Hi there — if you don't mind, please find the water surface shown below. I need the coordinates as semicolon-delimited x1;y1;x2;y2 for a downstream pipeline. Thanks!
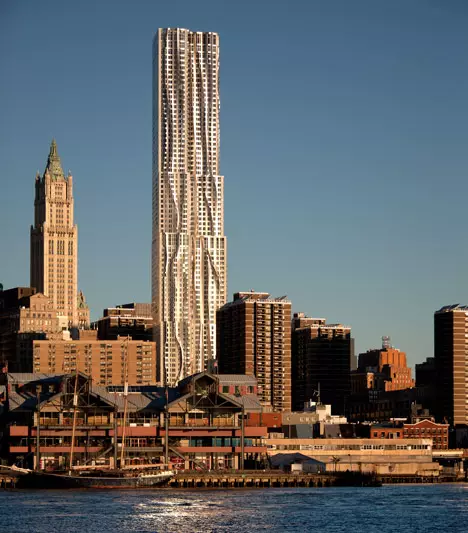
1;484;467;532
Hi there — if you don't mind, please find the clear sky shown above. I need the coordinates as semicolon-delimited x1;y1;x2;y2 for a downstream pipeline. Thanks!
1;0;468;368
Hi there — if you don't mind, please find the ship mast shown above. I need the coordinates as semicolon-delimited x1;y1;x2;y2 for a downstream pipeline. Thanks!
68;368;80;475
36;387;41;471
120;338;129;467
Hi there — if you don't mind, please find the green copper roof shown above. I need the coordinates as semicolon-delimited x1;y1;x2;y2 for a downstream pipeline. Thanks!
45;138;65;180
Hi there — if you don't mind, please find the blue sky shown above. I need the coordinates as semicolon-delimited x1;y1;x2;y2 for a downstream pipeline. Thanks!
1;0;468;368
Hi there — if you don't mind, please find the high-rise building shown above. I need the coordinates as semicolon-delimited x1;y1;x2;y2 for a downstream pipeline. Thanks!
152;28;227;385
351;339;415;395
434;305;468;426
292;313;352;414
30;140;89;328
217;292;292;412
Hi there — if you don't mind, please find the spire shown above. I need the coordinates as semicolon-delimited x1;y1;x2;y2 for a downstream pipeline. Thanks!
45;138;64;180
50;138;58;157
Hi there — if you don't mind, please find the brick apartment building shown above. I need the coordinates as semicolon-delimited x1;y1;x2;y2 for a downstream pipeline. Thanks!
217;292;291;412
291;313;352;415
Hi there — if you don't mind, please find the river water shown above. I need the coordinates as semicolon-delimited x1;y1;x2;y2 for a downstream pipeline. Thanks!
0;484;467;532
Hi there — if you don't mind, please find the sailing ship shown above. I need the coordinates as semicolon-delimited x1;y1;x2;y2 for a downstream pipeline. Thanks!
14;357;173;489
13;464;174;489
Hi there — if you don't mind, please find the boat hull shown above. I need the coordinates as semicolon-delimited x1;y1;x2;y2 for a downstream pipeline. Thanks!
15;471;173;489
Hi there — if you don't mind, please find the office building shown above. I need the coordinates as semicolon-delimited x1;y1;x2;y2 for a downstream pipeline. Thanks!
351;338;414;394
292;313;352;415
0;287;65;370
30;140;89;328
434;305;468;426
152;28;227;385
94;303;153;341
217;292;292;412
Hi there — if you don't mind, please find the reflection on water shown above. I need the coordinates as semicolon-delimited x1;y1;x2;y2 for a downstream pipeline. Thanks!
0;485;467;533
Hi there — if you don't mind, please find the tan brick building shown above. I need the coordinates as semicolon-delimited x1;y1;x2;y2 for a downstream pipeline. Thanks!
216;292;291;411
32;337;157;386
434;305;468;426
0;287;65;370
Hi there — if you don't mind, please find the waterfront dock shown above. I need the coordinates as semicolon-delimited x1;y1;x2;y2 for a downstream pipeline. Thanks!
2;469;460;489
0;474;17;488
168;471;382;488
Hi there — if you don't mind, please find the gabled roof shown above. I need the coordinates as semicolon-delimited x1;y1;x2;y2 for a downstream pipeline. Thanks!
167;390;243;410
222;393;262;412
405;419;448;427
8;390;56;411
217;374;257;386
7;372;64;385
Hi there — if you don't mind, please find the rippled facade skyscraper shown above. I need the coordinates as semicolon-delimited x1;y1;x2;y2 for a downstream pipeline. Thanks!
152;28;227;385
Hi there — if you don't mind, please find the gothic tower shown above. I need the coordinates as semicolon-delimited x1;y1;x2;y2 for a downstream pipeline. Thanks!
30;139;88;327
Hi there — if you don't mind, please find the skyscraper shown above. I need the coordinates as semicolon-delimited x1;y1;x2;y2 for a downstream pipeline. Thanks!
434;305;468;426
152;28;227;385
217;292;292;412
291;313;352;414
30;140;89;328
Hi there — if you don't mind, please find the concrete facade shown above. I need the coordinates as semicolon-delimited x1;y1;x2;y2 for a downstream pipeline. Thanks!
264;437;439;476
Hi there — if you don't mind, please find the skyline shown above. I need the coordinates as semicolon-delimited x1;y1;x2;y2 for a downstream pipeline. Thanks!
2;0;468;368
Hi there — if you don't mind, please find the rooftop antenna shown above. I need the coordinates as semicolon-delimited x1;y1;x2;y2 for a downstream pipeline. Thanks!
382;336;391;350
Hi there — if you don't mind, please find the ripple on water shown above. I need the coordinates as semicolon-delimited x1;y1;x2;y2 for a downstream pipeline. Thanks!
0;485;467;533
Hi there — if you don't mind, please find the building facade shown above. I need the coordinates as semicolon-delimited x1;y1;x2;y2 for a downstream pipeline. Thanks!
1;372;267;471
264;437;438;477
403;419;449;450
0;287;65;370
434;305;468;426
217;292;292;412
351;340;414;394
152;28;227;385
31;338;157;386
292;313;352;415
30;140;89;328
94;303;153;341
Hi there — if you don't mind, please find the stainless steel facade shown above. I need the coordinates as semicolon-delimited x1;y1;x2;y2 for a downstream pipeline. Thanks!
152;28;227;385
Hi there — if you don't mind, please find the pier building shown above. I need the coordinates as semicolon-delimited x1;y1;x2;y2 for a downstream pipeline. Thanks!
0;371;267;471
